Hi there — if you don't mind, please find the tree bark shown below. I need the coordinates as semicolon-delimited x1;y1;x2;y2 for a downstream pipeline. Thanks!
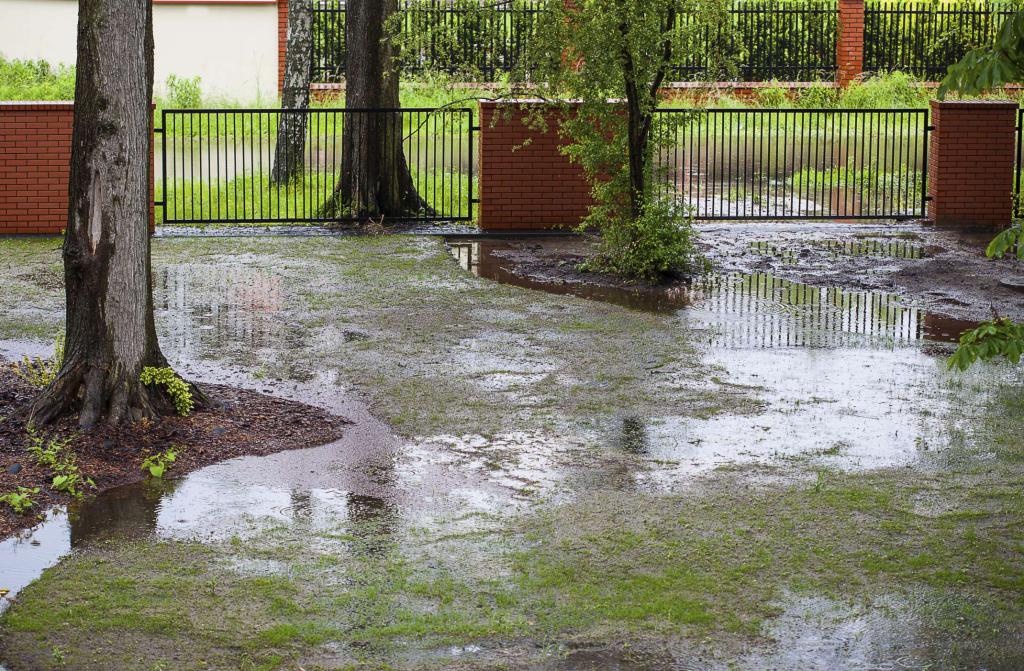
272;0;313;184
29;0;174;428
319;0;430;222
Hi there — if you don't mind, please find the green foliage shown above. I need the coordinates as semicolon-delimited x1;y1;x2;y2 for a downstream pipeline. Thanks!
0;487;40;515
11;335;64;389
520;0;728;279
140;367;195;416
949;318;1024;370
838;71;930;108
581;198;705;280
940;10;1024;98
797;83;840;109
756;84;790;108
986;220;1024;260
0;56;75;100
164;74;202;109
25;427;94;499
141;448;178;479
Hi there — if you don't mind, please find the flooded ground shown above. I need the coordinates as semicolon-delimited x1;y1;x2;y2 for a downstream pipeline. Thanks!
0;230;1022;670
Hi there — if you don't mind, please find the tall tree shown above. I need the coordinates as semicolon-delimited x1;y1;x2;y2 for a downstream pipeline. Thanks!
30;0;183;427
318;0;429;221
272;0;314;184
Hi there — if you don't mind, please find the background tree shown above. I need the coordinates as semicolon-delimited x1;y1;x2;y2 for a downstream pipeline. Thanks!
940;10;1024;370
29;0;186;427
521;0;731;280
272;0;313;184
318;0;429;222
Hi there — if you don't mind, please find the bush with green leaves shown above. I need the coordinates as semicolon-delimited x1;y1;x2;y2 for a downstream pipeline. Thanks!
0;56;75;100
164;74;202;109
141;448;178;479
140;367;195;417
838;71;930;109
11;335;64;389
0;487;40;515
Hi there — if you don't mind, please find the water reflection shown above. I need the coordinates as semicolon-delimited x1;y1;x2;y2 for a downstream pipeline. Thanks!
748;238;929;263
448;239;976;347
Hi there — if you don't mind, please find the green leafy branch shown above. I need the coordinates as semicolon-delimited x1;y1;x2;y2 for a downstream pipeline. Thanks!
140;367;194;417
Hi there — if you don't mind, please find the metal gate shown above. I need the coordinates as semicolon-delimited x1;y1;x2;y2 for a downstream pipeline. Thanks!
155;107;476;226
654;108;930;220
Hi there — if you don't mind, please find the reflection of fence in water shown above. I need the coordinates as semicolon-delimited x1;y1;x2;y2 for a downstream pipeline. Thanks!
691;272;928;348
653;109;929;220
155;265;287;357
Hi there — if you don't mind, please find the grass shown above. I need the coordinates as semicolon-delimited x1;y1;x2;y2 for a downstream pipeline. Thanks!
155;170;476;225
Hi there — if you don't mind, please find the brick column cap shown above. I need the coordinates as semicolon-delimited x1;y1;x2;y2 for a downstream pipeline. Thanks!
929;99;1019;111
0;101;75;110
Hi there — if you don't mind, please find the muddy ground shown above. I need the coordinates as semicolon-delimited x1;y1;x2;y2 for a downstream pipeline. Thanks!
0;361;349;538
462;222;1024;324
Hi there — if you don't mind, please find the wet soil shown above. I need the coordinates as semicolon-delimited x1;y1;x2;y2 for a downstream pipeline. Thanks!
450;223;1024;324
0;359;350;539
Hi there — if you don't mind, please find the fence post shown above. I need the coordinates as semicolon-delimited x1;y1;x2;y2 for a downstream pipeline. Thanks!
836;0;865;88
277;0;288;96
927;100;1019;231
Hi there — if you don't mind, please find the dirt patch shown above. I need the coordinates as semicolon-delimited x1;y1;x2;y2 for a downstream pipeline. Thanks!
0;358;350;540
450;226;1024;323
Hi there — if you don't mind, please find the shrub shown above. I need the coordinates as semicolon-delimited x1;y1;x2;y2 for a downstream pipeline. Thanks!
0;56;75;100
756;84;790;108
164;74;202;108
582;197;705;282
798;83;839;109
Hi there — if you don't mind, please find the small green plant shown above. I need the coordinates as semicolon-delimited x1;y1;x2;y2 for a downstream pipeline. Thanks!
164;74;202;108
11;335;64;389
141;448;178;479
949;317;1024;371
756;84;790;108
25;427;94;499
0;487;40;515
140;367;195;416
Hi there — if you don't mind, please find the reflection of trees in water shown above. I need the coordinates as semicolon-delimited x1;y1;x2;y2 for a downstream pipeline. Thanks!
69;479;183;547
154;265;301;364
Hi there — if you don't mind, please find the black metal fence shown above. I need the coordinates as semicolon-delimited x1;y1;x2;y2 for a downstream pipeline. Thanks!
653;108;930;219
673;1;837;82
865;0;1020;80
312;0;836;83
156;108;475;225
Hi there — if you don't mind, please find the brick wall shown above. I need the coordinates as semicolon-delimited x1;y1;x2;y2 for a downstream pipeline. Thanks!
0;102;155;236
836;0;865;89
478;101;593;231
0;102;74;234
927;99;1018;231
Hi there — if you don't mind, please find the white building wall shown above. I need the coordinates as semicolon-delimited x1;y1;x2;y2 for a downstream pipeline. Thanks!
0;0;279;103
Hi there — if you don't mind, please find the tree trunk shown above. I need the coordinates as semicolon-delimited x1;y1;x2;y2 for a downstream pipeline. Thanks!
272;0;313;184
319;0;430;222
29;0;174;428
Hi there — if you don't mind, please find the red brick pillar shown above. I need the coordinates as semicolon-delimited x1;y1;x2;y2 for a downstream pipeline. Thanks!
836;0;865;88
927;100;1018;231
277;0;288;96
478;101;593;232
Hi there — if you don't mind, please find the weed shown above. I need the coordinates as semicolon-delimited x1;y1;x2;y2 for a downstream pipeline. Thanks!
0;487;40;515
164;74;202;109
141;448;179;479
140;367;195;417
25;427;94;499
11;335;64;389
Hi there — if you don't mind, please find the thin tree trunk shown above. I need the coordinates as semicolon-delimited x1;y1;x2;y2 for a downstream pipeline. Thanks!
272;0;313;184
319;0;430;222
29;0;175;428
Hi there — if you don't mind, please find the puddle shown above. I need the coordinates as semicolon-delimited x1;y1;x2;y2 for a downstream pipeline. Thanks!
748;238;933;263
